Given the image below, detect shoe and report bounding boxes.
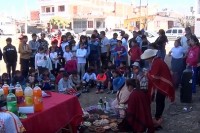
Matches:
[82,89,86,93]
[96,90,100,94]
[75,92,81,97]
[107,91,111,94]
[100,89,104,93]
[111,90,117,94]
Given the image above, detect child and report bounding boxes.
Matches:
[63,45,73,62]
[169,39,185,88]
[49,46,60,76]
[69,71,81,90]
[55,68,65,85]
[12,70,26,89]
[58,72,81,97]
[76,43,87,79]
[128,40,142,66]
[27,68,38,88]
[118,62,127,77]
[113,40,127,67]
[112,70,125,94]
[38,68,55,90]
[1,73,11,87]
[106,66,115,94]
[35,47,52,75]
[71,40,77,57]
[82,67,97,93]
[96,69,107,94]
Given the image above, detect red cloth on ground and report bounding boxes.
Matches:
[126,89,154,133]
[128,46,142,62]
[21,92,83,133]
[148,57,175,102]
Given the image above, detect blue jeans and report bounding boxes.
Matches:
[157,49,166,60]
[192,67,198,93]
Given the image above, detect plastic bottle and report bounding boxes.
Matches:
[104,97,109,111]
[15,83,24,106]
[24,85,33,106]
[33,84,43,112]
[98,97,103,110]
[7,89,17,114]
[2,82,9,96]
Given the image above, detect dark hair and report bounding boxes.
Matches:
[65,45,70,49]
[117,40,122,44]
[51,39,58,44]
[71,39,76,44]
[185,27,191,32]
[32,33,37,37]
[71,71,78,75]
[100,31,105,36]
[175,38,181,45]
[63,72,69,78]
[91,34,96,39]
[61,35,67,42]
[6,38,12,42]
[126,79,138,88]
[22,35,28,39]
[158,29,165,36]
[113,33,118,36]
[141,35,147,39]
[38,46,44,51]
[112,70,121,76]
[137,31,142,35]
[93,29,98,33]
[190,35,199,45]
[99,69,105,74]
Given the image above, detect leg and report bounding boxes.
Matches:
[81,63,85,79]
[155,91,166,120]
[6,63,11,78]
[77,63,81,78]
[11,62,17,78]
[192,67,198,93]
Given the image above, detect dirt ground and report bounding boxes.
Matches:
[78,55,200,133]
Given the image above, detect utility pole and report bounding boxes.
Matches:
[24,0,28,34]
[139,0,141,30]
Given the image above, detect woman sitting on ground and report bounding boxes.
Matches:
[119,79,154,133]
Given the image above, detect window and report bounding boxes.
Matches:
[52,7,54,12]
[58,5,65,12]
[166,30,171,33]
[45,7,50,13]
[172,29,177,34]
[178,29,182,33]
[88,21,93,28]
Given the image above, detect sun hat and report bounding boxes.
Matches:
[141,49,158,60]
[132,62,140,67]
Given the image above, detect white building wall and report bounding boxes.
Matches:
[195,0,200,37]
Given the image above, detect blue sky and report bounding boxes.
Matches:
[0,0,195,18]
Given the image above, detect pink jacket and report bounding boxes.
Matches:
[186,46,200,67]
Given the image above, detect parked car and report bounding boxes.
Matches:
[165,27,185,40]
[144,31,159,43]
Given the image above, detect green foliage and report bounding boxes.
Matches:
[49,16,70,28]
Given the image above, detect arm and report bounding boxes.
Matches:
[76,49,86,58]
[27,44,32,53]
[14,47,18,62]
[0,49,2,60]
[58,79,65,92]
[18,45,26,54]
[35,54,38,69]
[3,47,7,63]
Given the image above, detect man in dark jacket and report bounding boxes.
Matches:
[3,38,17,78]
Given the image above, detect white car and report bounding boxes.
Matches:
[165,27,185,40]
[144,31,159,43]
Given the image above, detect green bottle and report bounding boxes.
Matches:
[7,89,17,114]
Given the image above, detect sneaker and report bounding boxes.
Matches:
[100,89,104,93]
[107,91,111,94]
[96,90,100,94]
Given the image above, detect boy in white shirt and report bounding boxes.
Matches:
[82,67,97,93]
[35,47,49,75]
[76,43,87,79]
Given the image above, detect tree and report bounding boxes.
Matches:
[49,16,70,28]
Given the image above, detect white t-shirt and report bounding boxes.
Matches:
[50,52,58,64]
[82,73,97,82]
[35,53,48,69]
[171,46,185,59]
[76,48,87,63]
[61,42,69,53]
[122,38,128,51]
[63,51,73,62]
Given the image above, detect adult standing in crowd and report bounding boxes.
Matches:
[181,27,193,53]
[3,38,16,78]
[154,29,168,60]
[141,49,175,128]
[100,31,110,67]
[109,33,118,63]
[18,35,32,78]
[29,33,40,69]
[38,33,49,52]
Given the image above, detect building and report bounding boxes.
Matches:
[124,5,183,32]
[38,0,133,33]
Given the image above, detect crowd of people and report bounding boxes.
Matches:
[0,26,199,132]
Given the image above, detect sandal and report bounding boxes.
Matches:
[96,90,100,94]
[100,89,104,93]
